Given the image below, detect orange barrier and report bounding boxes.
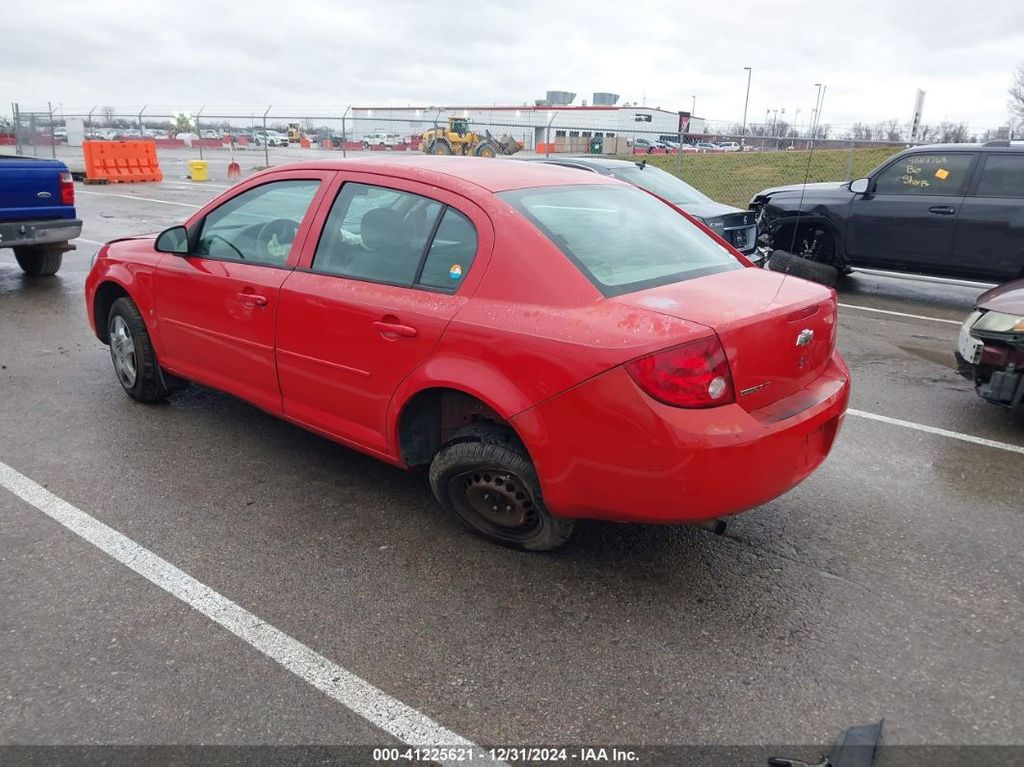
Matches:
[535,143,556,154]
[83,140,162,183]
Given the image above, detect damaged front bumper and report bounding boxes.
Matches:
[956,311,1024,407]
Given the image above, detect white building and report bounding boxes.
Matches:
[347,106,705,149]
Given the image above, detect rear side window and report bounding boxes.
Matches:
[312,182,478,291]
[975,155,1024,197]
[873,153,975,196]
[417,209,478,290]
[499,184,741,297]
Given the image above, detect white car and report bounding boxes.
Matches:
[255,130,289,147]
[362,132,403,148]
[717,141,742,152]
[200,130,222,141]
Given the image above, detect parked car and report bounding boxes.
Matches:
[85,157,848,551]
[362,132,402,148]
[53,127,68,142]
[530,157,763,263]
[0,154,80,276]
[200,130,222,141]
[751,141,1024,284]
[695,142,720,152]
[717,141,741,152]
[254,130,289,147]
[956,278,1024,408]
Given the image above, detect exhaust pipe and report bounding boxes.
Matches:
[691,517,727,535]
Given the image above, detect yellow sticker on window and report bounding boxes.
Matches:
[935,168,950,180]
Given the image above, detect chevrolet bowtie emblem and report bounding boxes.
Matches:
[795,329,815,347]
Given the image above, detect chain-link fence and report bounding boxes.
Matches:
[5,102,1014,209]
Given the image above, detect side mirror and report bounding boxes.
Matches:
[155,225,189,254]
[850,178,870,195]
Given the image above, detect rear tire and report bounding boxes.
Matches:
[429,140,453,156]
[14,246,64,276]
[107,297,169,403]
[429,436,574,551]
[768,249,839,287]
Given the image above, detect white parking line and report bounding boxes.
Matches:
[848,409,1024,455]
[75,238,106,246]
[838,303,961,325]
[0,460,489,759]
[78,190,201,208]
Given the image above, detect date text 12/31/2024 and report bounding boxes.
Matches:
[372,747,640,762]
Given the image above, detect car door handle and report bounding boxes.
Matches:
[928,206,956,215]
[236,292,268,308]
[373,320,418,338]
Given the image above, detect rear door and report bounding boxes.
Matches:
[951,153,1024,282]
[153,172,331,413]
[846,151,976,273]
[276,173,491,456]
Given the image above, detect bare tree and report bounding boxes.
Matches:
[101,106,115,127]
[938,121,970,143]
[1009,63,1024,129]
[881,118,903,142]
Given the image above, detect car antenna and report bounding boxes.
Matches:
[789,85,826,253]
[635,158,647,170]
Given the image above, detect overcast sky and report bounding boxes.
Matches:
[4,0,1022,130]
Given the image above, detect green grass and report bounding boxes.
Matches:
[613,146,900,208]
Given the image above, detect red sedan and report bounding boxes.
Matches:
[85,157,849,550]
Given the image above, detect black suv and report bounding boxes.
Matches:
[530,157,762,262]
[750,141,1024,283]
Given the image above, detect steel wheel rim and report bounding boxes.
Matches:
[447,466,541,542]
[109,315,138,388]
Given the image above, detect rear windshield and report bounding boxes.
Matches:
[499,184,742,296]
[607,164,711,205]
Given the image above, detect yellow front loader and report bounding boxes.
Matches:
[420,117,522,157]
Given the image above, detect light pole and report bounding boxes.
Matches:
[691,95,696,115]
[811,83,824,139]
[741,67,752,143]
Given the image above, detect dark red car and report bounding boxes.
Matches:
[85,157,850,550]
[956,278,1024,407]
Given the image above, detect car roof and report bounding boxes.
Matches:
[899,141,1024,154]
[525,156,647,173]
[262,155,617,193]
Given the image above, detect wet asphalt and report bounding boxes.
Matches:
[1,169,1022,755]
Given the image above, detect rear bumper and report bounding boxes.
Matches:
[0,218,82,250]
[511,352,850,524]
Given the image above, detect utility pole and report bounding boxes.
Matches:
[691,95,696,115]
[741,67,752,144]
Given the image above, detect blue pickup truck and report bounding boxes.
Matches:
[0,155,82,275]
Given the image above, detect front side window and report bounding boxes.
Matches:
[500,184,742,297]
[975,155,1024,198]
[313,183,443,286]
[194,180,320,266]
[873,153,975,196]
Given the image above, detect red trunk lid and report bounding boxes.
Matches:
[615,269,838,411]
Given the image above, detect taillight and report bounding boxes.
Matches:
[59,171,75,205]
[625,335,734,408]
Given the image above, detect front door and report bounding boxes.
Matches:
[846,151,977,274]
[154,175,328,413]
[276,176,488,456]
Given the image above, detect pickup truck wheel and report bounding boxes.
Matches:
[14,246,63,276]
[107,297,169,403]
[429,438,574,551]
